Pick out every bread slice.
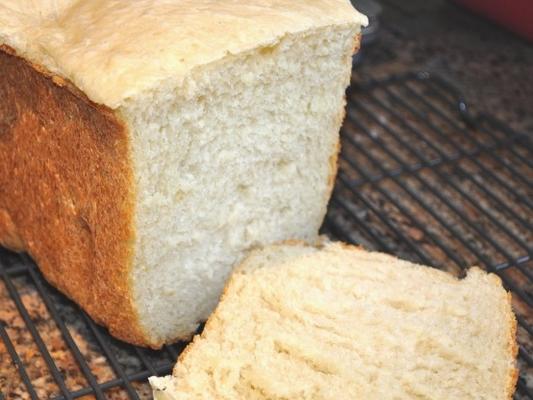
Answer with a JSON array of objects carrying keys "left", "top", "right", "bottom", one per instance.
[
  {"left": 150, "top": 241, "right": 518, "bottom": 399},
  {"left": 0, "top": 2, "right": 367, "bottom": 346}
]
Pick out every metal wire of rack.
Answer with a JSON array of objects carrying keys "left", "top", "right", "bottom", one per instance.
[{"left": 0, "top": 71, "right": 532, "bottom": 399}]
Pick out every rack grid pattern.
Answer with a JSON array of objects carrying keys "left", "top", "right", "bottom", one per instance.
[{"left": 0, "top": 72, "right": 532, "bottom": 399}]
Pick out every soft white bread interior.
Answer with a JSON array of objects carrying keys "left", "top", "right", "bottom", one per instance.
[
  {"left": 125, "top": 22, "right": 367, "bottom": 345},
  {"left": 150, "top": 241, "right": 518, "bottom": 399},
  {"left": 0, "top": 1, "right": 367, "bottom": 346}
]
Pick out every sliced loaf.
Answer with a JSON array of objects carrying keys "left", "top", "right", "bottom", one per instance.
[
  {"left": 150, "top": 241, "right": 518, "bottom": 399},
  {"left": 0, "top": 1, "right": 367, "bottom": 346}
]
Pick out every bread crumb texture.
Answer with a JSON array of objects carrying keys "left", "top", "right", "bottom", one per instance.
[
  {"left": 150, "top": 242, "right": 517, "bottom": 399},
  {"left": 126, "top": 25, "right": 361, "bottom": 345}
]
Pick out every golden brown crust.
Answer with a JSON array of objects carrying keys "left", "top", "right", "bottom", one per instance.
[
  {"left": 0, "top": 46, "right": 150, "bottom": 346},
  {"left": 505, "top": 291, "right": 519, "bottom": 399},
  {"left": 471, "top": 272, "right": 518, "bottom": 400},
  {"left": 326, "top": 128, "right": 342, "bottom": 197}
]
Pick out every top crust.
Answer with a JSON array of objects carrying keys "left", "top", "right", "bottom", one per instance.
[{"left": 0, "top": 0, "right": 368, "bottom": 108}]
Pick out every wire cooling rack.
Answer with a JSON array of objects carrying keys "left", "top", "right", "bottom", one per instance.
[{"left": 0, "top": 71, "right": 532, "bottom": 399}]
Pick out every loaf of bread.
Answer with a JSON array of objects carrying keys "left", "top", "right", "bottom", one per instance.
[
  {"left": 150, "top": 241, "right": 518, "bottom": 399},
  {"left": 0, "top": 1, "right": 367, "bottom": 347}
]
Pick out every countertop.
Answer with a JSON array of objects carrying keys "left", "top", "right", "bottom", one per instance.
[{"left": 354, "top": 0, "right": 533, "bottom": 135}]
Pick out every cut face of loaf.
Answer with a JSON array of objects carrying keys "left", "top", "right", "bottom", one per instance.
[
  {"left": 150, "top": 242, "right": 518, "bottom": 400},
  {"left": 0, "top": 1, "right": 367, "bottom": 347},
  {"left": 126, "top": 27, "right": 361, "bottom": 346}
]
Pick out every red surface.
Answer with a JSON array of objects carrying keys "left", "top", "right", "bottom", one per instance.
[{"left": 453, "top": 0, "right": 533, "bottom": 42}]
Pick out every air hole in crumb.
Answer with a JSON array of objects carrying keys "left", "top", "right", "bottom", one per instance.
[
  {"left": 237, "top": 184, "right": 250, "bottom": 194},
  {"left": 276, "top": 159, "right": 290, "bottom": 167},
  {"left": 259, "top": 45, "right": 277, "bottom": 56},
  {"left": 174, "top": 189, "right": 187, "bottom": 201},
  {"left": 280, "top": 206, "right": 291, "bottom": 215}
]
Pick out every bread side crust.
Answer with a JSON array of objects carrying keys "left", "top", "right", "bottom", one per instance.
[
  {"left": 504, "top": 291, "right": 519, "bottom": 400},
  {"left": 0, "top": 46, "right": 150, "bottom": 346},
  {"left": 324, "top": 33, "right": 362, "bottom": 205}
]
